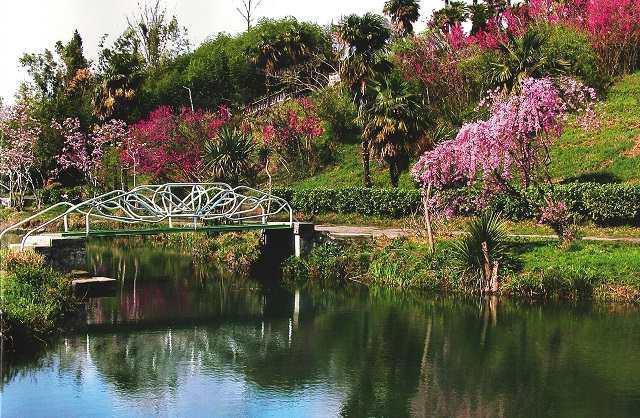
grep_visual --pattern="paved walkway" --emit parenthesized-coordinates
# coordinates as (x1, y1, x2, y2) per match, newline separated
(316, 225, 640, 243)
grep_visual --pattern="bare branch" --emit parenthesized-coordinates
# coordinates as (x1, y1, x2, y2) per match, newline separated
(236, 0, 263, 31)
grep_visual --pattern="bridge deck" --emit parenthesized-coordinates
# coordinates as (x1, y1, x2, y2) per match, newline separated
(61, 223, 292, 238)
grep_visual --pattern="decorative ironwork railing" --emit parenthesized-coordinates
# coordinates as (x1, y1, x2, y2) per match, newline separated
(0, 183, 293, 248)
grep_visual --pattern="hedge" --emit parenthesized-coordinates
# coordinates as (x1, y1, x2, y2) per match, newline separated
(273, 183, 640, 226)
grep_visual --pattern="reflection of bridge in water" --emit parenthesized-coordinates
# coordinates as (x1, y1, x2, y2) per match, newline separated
(1, 183, 294, 248)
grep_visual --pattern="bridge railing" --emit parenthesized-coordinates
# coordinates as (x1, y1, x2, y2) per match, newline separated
(0, 183, 293, 249)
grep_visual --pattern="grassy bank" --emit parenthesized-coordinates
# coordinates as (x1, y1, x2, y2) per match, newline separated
(284, 237, 640, 304)
(0, 250, 81, 353)
(147, 231, 263, 276)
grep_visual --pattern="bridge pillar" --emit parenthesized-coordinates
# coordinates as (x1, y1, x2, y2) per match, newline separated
(293, 222, 315, 258)
(10, 235, 87, 273)
(262, 222, 315, 265)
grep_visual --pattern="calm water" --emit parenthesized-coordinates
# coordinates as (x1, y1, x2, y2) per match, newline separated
(3, 239, 640, 417)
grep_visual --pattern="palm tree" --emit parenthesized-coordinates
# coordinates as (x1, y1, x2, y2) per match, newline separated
(336, 13, 391, 188)
(203, 126, 255, 185)
(487, 28, 568, 91)
(360, 75, 425, 187)
(383, 0, 421, 37)
(432, 1, 468, 32)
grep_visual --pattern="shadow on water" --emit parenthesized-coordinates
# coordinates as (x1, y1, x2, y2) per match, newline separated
(3, 237, 640, 417)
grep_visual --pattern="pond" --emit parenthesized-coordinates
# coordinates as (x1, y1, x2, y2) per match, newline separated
(3, 238, 640, 417)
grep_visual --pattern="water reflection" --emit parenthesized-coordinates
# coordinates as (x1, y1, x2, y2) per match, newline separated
(3, 239, 640, 417)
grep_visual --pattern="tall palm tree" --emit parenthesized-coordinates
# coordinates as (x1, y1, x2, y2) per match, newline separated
(360, 75, 425, 187)
(432, 1, 468, 32)
(383, 0, 421, 37)
(336, 13, 391, 188)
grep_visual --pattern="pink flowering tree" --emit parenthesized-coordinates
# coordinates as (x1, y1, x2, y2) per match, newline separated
(0, 104, 41, 208)
(412, 77, 596, 249)
(257, 98, 324, 177)
(52, 118, 128, 192)
(120, 105, 231, 183)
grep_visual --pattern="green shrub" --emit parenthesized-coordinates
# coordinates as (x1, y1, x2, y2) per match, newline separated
(0, 253, 79, 352)
(274, 183, 640, 225)
(283, 241, 372, 285)
(312, 86, 359, 143)
(41, 185, 85, 204)
(536, 22, 606, 90)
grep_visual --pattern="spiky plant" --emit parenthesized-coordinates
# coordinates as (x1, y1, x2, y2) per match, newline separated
(203, 126, 255, 184)
(452, 211, 508, 293)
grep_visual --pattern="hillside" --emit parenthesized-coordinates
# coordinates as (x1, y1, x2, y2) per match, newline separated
(550, 71, 640, 183)
(288, 72, 640, 190)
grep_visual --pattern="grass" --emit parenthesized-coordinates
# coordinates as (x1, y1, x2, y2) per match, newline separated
(550, 71, 640, 183)
(505, 241, 640, 303)
(285, 234, 640, 304)
(282, 71, 640, 189)
(287, 143, 416, 189)
(0, 250, 81, 353)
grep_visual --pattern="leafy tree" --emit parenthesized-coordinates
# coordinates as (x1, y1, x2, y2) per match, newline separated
(245, 18, 332, 91)
(127, 0, 189, 71)
(94, 29, 146, 121)
(360, 74, 424, 187)
(432, 1, 468, 32)
(383, 0, 421, 37)
(19, 30, 96, 177)
(336, 13, 391, 187)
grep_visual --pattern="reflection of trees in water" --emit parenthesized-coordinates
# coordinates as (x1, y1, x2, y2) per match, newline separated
(84, 239, 265, 325)
(7, 246, 640, 418)
(409, 298, 640, 417)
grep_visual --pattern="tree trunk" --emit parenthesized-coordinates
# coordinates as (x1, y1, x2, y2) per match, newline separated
(423, 184, 435, 253)
(389, 161, 400, 188)
(361, 139, 372, 188)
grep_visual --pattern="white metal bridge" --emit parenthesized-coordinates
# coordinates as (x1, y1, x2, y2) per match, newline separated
(0, 183, 293, 249)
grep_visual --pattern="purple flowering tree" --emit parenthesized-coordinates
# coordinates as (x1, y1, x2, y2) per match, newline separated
(0, 104, 41, 209)
(412, 77, 596, 249)
(52, 118, 128, 191)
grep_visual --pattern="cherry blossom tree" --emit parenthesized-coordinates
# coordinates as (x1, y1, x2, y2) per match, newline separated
(412, 77, 596, 249)
(52, 118, 128, 191)
(0, 104, 41, 209)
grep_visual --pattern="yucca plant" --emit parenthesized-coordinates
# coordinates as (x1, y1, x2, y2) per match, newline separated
(452, 211, 508, 294)
(203, 126, 255, 185)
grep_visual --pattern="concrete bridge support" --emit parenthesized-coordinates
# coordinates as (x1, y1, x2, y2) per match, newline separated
(11, 235, 87, 273)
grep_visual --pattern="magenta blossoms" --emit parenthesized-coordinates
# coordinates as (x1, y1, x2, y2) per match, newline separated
(412, 77, 596, 199)
(52, 118, 128, 189)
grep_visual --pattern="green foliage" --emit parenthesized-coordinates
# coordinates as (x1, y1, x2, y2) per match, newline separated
(368, 238, 447, 289)
(0, 250, 79, 352)
(203, 126, 256, 184)
(153, 232, 262, 276)
(282, 241, 372, 285)
(273, 187, 421, 218)
(40, 184, 86, 204)
(361, 73, 426, 186)
(504, 241, 640, 302)
(274, 182, 640, 225)
(311, 86, 359, 143)
(538, 23, 605, 90)
(451, 211, 509, 290)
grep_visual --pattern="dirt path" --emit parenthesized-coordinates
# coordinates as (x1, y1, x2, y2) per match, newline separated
(316, 224, 640, 244)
